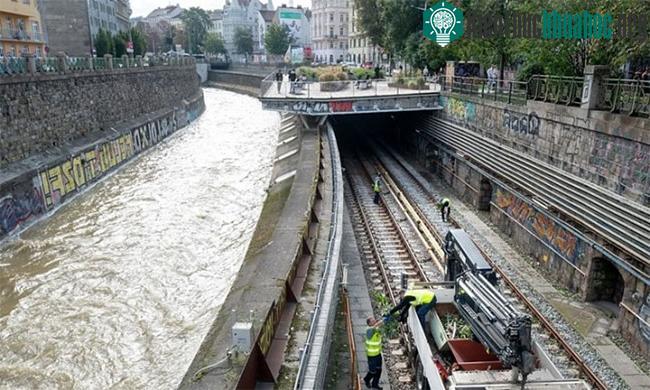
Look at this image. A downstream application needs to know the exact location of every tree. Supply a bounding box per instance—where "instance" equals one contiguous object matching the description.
[234,26,254,55]
[265,24,292,55]
[181,7,211,54]
[94,29,113,57]
[113,34,126,57]
[204,32,226,54]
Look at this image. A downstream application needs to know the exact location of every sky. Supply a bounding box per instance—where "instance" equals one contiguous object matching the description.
[131,0,312,17]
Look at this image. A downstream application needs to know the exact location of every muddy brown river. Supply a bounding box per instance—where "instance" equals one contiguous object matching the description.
[0,89,279,389]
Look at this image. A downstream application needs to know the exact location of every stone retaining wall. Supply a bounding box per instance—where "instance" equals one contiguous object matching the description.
[0,65,200,168]
[438,94,649,205]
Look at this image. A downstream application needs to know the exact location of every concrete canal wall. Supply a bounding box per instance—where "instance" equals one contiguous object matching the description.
[207,70,265,97]
[0,64,205,240]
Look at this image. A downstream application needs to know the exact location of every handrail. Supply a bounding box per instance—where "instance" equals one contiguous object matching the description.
[293,122,345,389]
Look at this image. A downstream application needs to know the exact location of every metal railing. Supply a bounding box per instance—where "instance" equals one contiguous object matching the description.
[0,57,26,75]
[601,78,650,117]
[294,123,344,389]
[527,75,584,106]
[262,76,442,99]
[0,55,195,78]
[0,27,43,42]
[443,76,528,105]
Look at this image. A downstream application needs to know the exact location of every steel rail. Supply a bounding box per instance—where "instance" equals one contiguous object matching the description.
[373,143,610,389]
[425,119,650,245]
[423,117,650,263]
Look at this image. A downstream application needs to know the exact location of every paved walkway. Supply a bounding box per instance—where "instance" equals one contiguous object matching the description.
[342,204,391,389]
[264,79,441,99]
[400,156,650,389]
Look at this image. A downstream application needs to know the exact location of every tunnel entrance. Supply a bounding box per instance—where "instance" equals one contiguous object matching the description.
[586,257,625,311]
[478,178,493,211]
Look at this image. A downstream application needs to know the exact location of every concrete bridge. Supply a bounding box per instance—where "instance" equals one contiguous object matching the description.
[259,76,443,115]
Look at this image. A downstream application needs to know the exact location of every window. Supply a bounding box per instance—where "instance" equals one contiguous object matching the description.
[329,41,333,48]
[339,27,343,36]
[329,27,333,37]
[329,13,333,22]
[339,42,343,49]
[340,13,343,22]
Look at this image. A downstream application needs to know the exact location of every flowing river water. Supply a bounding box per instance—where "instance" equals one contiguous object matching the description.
[0,89,280,389]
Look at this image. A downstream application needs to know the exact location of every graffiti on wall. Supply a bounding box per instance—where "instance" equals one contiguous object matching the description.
[441,96,476,123]
[503,109,540,136]
[0,114,180,239]
[495,187,584,264]
[640,293,650,342]
[0,177,45,235]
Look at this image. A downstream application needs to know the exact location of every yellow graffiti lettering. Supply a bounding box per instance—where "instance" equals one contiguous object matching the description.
[495,189,514,209]
[48,166,65,197]
[60,161,76,193]
[72,156,86,187]
[532,213,555,242]
[85,150,97,179]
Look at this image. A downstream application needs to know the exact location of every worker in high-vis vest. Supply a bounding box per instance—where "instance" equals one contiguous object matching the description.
[363,316,383,389]
[438,197,451,222]
[386,289,437,327]
[372,175,381,205]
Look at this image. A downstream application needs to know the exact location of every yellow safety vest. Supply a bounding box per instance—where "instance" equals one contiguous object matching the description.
[404,289,436,306]
[373,182,380,192]
[365,328,382,357]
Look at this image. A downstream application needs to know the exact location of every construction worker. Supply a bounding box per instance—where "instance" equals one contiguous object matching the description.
[364,316,383,389]
[439,197,451,222]
[372,175,381,204]
[385,289,436,327]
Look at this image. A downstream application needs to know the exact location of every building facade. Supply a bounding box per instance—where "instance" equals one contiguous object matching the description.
[208,9,224,38]
[311,0,348,64]
[39,0,131,56]
[0,0,46,57]
[222,0,273,56]
[274,6,311,47]
[347,0,379,65]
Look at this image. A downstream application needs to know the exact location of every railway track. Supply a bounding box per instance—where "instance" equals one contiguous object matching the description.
[343,151,443,389]
[368,140,619,389]
[420,117,649,277]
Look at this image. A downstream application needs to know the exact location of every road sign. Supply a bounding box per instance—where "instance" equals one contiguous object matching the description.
[127,41,134,54]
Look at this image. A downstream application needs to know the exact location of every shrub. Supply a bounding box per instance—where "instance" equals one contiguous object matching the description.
[319,72,336,82]
[336,71,348,81]
[407,80,418,89]
[297,66,317,80]
[397,75,406,85]
[517,62,544,82]
[416,76,426,87]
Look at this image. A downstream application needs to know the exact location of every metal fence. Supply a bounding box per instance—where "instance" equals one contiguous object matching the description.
[601,78,650,117]
[443,76,528,105]
[0,55,195,78]
[528,75,584,106]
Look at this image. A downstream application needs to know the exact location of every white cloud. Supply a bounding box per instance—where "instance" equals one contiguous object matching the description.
[131,0,313,18]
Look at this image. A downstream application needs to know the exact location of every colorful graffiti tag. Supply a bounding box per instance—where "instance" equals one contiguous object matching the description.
[0,177,45,235]
[441,96,476,123]
[0,114,180,240]
[495,187,584,264]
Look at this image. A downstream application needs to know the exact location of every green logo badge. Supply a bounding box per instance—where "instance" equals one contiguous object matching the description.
[423,1,464,46]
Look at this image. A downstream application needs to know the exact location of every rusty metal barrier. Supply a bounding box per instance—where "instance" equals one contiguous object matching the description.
[341,286,362,390]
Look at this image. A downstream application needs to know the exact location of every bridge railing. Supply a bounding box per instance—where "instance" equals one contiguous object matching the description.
[0,54,196,78]
[443,74,649,117]
[442,76,528,105]
[261,76,441,99]
[600,78,650,117]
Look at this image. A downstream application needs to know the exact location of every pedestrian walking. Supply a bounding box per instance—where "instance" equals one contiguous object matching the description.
[438,197,450,222]
[364,316,383,389]
[372,175,381,204]
[487,64,497,91]
[275,69,283,94]
[288,69,297,94]
[423,65,429,80]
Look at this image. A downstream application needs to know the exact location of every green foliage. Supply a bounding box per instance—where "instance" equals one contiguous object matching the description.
[517,62,544,82]
[265,24,292,56]
[234,26,254,55]
[94,29,113,57]
[203,32,226,54]
[113,35,126,57]
[297,66,318,80]
[370,291,399,339]
[351,67,373,79]
[181,7,211,53]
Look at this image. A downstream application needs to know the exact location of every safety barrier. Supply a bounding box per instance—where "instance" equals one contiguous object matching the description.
[293,123,345,389]
[0,54,196,78]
